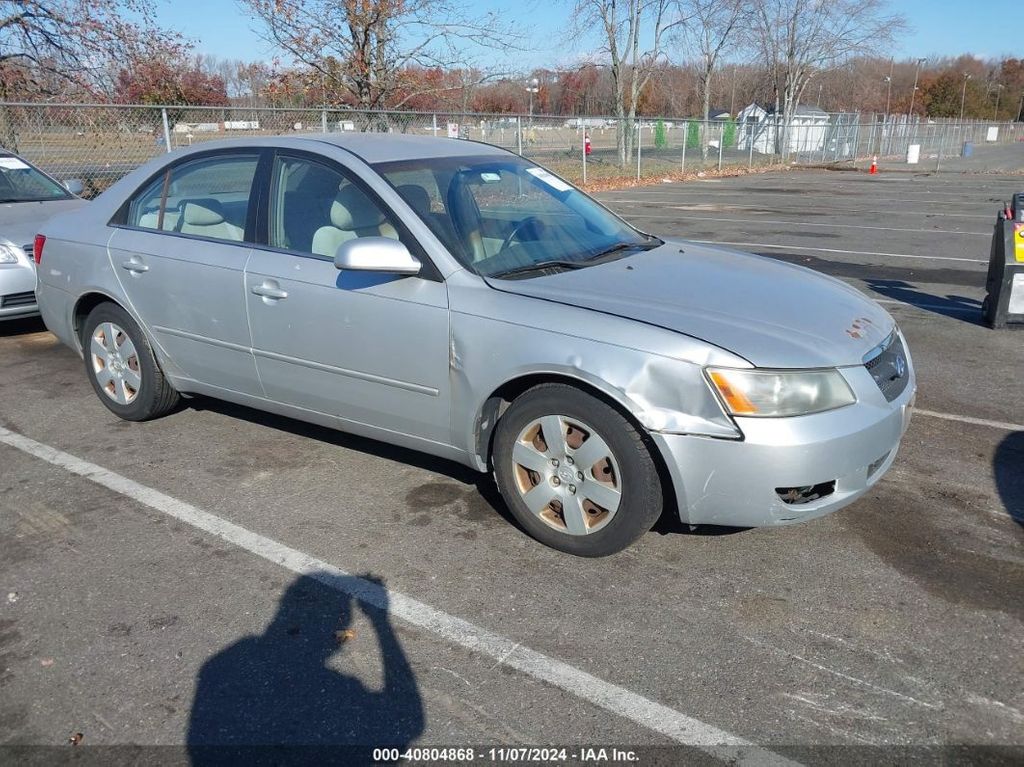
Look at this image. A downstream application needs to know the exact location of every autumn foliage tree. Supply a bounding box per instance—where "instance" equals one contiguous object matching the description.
[0,0,182,99]
[115,56,228,107]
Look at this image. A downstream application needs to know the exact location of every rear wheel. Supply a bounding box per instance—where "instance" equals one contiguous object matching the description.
[81,303,179,421]
[493,384,663,557]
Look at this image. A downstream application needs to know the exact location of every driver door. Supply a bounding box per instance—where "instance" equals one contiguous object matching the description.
[244,151,451,444]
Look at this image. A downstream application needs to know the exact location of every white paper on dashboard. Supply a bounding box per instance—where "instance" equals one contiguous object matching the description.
[525,167,573,192]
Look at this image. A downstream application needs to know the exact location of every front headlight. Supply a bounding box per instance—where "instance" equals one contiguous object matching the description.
[0,244,20,264]
[706,367,856,417]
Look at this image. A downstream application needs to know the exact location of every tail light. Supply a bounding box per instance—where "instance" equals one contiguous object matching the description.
[33,234,45,264]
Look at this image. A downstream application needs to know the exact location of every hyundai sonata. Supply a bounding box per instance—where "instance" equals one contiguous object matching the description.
[35,135,914,556]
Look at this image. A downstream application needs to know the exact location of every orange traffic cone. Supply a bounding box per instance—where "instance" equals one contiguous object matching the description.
[869,156,878,174]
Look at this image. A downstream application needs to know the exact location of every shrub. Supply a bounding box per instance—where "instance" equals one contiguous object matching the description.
[654,119,668,149]
[723,118,737,148]
[686,120,700,149]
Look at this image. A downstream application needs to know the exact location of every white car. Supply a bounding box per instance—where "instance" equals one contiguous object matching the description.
[0,152,85,320]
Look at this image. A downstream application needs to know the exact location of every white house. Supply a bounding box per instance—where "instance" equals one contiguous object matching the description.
[737,103,831,154]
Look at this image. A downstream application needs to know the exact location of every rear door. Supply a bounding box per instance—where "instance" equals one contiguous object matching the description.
[107,151,264,396]
[244,151,451,443]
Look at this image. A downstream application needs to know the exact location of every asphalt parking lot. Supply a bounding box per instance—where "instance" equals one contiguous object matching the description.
[2,166,1023,763]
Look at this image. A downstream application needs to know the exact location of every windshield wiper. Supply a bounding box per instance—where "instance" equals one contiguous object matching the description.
[584,237,662,262]
[490,260,589,279]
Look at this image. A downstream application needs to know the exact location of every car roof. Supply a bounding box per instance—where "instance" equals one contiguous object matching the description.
[163,133,511,165]
[307,133,509,163]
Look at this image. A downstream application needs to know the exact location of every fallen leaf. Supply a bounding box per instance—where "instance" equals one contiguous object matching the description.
[69,732,84,746]
[40,658,55,667]
[6,592,18,603]
[334,629,356,645]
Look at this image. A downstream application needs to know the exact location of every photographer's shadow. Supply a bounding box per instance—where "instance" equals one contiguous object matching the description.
[188,572,424,762]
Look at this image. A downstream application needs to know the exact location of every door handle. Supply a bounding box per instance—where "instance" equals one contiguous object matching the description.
[251,281,288,300]
[121,256,149,273]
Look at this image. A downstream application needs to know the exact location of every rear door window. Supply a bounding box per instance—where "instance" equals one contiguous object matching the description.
[127,154,259,242]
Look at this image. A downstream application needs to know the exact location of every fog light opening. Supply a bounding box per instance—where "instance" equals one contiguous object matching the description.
[867,451,891,479]
[776,481,836,505]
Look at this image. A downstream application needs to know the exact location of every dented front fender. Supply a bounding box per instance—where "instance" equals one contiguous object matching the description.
[446,275,746,470]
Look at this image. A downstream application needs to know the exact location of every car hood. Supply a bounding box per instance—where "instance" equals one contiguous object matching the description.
[0,198,87,247]
[484,241,894,368]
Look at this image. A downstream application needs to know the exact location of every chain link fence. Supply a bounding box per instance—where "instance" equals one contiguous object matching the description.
[1,102,1021,197]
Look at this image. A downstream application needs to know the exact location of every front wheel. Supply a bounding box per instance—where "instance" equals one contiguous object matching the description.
[81,302,179,421]
[492,384,663,557]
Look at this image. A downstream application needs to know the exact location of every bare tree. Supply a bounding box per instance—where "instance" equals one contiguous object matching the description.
[680,0,748,157]
[0,0,183,147]
[750,0,905,154]
[573,0,683,167]
[0,0,183,94]
[242,0,519,113]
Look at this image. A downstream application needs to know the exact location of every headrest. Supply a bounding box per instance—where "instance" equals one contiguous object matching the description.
[181,199,226,226]
[330,185,385,231]
[396,184,431,216]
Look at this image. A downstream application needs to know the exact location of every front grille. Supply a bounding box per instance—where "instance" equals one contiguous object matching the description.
[864,333,910,402]
[1,291,36,308]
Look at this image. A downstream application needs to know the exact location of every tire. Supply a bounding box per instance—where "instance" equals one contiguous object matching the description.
[492,383,663,557]
[81,302,179,421]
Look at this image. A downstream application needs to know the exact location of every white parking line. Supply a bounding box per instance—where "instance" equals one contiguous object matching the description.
[914,409,1024,433]
[602,199,994,220]
[621,213,988,237]
[598,192,1005,208]
[0,426,796,766]
[686,240,987,264]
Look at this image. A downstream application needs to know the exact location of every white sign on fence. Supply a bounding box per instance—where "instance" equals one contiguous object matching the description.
[987,126,999,142]
[447,123,459,139]
[173,122,219,134]
[224,120,259,130]
[907,144,921,164]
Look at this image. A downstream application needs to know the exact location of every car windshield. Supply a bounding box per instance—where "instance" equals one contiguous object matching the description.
[0,156,70,202]
[374,155,658,278]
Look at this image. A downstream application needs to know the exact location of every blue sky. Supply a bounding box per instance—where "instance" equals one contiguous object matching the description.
[158,0,1019,69]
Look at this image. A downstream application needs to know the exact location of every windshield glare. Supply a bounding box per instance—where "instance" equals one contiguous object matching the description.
[0,157,69,202]
[375,156,653,277]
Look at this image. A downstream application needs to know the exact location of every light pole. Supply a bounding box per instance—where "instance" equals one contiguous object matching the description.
[993,83,1004,121]
[730,65,739,116]
[881,72,892,156]
[884,59,893,119]
[908,57,926,118]
[959,72,971,122]
[526,77,539,126]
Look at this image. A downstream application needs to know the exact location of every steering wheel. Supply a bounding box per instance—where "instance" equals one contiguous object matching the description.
[497,216,544,256]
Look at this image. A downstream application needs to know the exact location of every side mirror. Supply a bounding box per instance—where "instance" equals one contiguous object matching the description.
[334,237,421,275]
[63,179,85,196]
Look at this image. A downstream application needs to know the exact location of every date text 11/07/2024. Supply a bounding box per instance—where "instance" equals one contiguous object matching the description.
[372,747,640,762]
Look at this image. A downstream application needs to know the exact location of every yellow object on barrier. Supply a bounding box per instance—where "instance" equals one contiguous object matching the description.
[1015,223,1024,263]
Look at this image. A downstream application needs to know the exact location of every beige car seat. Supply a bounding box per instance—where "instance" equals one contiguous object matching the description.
[177,199,244,241]
[312,185,398,258]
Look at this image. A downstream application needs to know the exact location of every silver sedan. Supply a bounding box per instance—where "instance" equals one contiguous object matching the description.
[35,135,915,556]
[0,152,85,320]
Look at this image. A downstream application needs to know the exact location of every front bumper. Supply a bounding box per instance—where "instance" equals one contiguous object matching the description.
[0,262,38,319]
[652,363,916,527]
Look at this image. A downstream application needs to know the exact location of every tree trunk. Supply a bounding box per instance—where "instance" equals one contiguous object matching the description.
[701,75,712,160]
[0,82,19,153]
